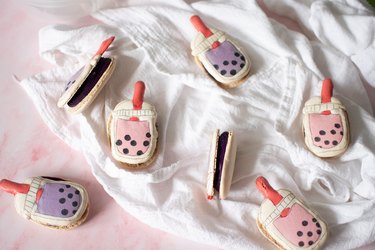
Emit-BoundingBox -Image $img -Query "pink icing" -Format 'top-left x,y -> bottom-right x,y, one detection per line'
273,204 -> 322,248
115,119 -> 151,156
309,114 -> 343,149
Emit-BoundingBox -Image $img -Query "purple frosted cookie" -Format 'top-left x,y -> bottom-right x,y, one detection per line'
0,176 -> 89,229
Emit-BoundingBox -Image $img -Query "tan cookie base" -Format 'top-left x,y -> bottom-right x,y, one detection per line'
257,219 -> 287,250
38,205 -> 89,230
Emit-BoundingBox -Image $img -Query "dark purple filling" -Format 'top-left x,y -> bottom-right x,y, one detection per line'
213,132 -> 229,192
67,57 -> 112,107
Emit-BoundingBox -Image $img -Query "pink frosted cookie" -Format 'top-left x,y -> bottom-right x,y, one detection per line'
0,176 -> 89,229
58,36 -> 116,113
107,81 -> 158,170
206,129 -> 237,200
302,79 -> 350,158
190,15 -> 251,89
256,177 -> 328,250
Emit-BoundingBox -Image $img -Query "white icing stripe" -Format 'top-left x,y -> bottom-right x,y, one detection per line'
264,193 -> 295,227
192,31 -> 226,56
23,177 -> 42,219
303,103 -> 345,114
114,109 -> 156,117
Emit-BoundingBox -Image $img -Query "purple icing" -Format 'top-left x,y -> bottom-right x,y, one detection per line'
67,57 -> 112,107
205,41 -> 246,77
36,183 -> 82,218
213,132 -> 229,192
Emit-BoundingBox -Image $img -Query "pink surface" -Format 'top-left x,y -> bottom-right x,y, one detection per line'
1,1 -> 375,249
309,114 -> 343,148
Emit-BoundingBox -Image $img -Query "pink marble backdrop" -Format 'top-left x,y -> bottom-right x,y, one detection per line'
0,0 -> 374,249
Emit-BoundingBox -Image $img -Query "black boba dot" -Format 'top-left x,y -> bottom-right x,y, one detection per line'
298,241 -> 304,247
309,241 -> 314,246
59,198 -> 66,204
123,148 -> 129,154
319,146 -> 322,148
130,140 -> 137,146
66,185 -> 71,188
59,188 -> 64,193
61,209 -> 68,215
68,193 -> 73,199
312,218 -> 317,222
137,150 -> 143,155
317,229 -> 322,235
314,137 -> 321,142
231,60 -> 237,65
234,52 -> 240,57
302,220 -> 308,226
116,140 -> 122,146
240,55 -> 245,61
297,231 -> 303,237
124,135 -> 131,141
75,190 -> 80,195
316,222 -> 321,228
324,140 -> 330,145
230,70 -> 237,76
143,141 -> 150,147
146,132 -> 151,138
213,64 -> 219,70
335,123 -> 341,128
72,210 -> 77,214
240,63 -> 245,68
223,60 -> 229,65
220,70 -> 227,75
330,129 -> 336,135
72,201 -> 78,207
319,130 -> 326,135
340,131 -> 343,135
307,231 -> 313,237
332,140 -> 338,146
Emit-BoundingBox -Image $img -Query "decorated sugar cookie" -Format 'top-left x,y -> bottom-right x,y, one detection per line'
190,15 -> 251,89
0,176 -> 89,229
58,36 -> 116,113
256,177 -> 328,250
107,81 -> 158,170
206,129 -> 237,200
302,79 -> 350,158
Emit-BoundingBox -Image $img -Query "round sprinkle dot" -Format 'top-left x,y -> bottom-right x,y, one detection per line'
72,201 -> 78,207
68,193 -> 73,199
314,137 -> 321,142
66,185 -> 71,188
335,123 -> 341,128
72,80 -> 75,84
143,141 -> 150,147
75,190 -> 80,195
319,130 -> 326,135
240,63 -> 245,68
309,241 -> 314,246
340,131 -> 344,135
332,140 -> 338,146
316,222 -> 321,228
146,132 -> 151,138
61,209 -> 68,216
297,231 -> 303,237
330,129 -> 336,135
213,64 -> 219,70
234,52 -> 240,57
231,60 -> 237,65
130,140 -> 137,146
298,241 -> 304,247
220,70 -> 227,75
317,229 -> 322,235
223,60 -> 229,65
123,148 -> 129,154
302,220 -> 308,226
307,231 -> 313,237
137,150 -> 143,155
324,140 -> 330,145
59,198 -> 66,204
240,55 -> 245,61
116,140 -> 122,146
72,210 -> 77,215
124,135 -> 131,141
312,218 -> 317,222
59,188 -> 64,193
230,70 -> 237,76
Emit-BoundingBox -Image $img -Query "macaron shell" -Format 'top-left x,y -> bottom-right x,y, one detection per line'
219,131 -> 237,200
206,129 -> 220,198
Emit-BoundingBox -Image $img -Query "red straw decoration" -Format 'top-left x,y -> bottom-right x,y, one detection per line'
321,79 -> 333,104
256,176 -> 283,206
0,179 -> 30,195
95,36 -> 115,57
133,81 -> 145,110
190,15 -> 213,38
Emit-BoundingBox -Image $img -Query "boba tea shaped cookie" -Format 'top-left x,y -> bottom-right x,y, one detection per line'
58,36 -> 116,113
108,81 -> 158,170
190,15 -> 251,89
256,177 -> 327,250
302,79 -> 350,158
0,177 -> 89,229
